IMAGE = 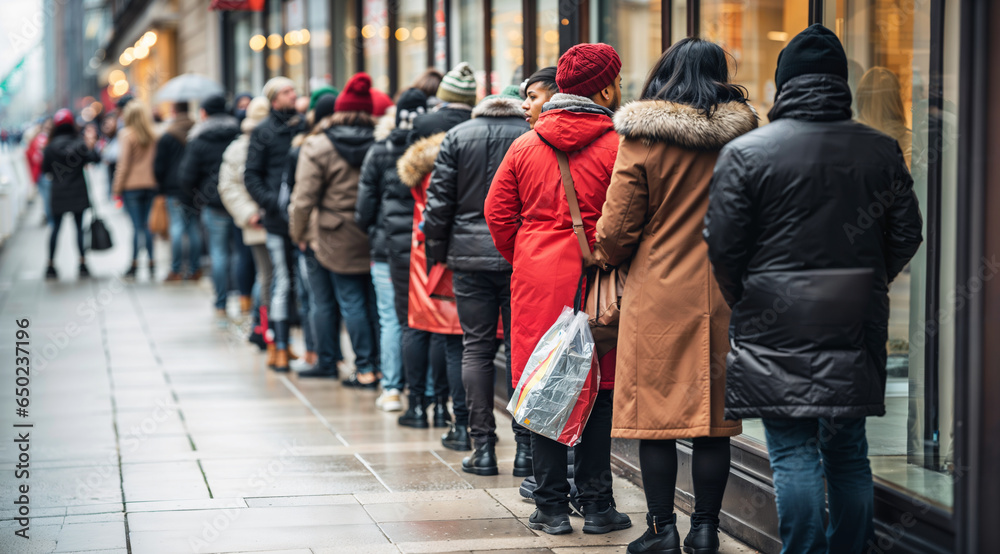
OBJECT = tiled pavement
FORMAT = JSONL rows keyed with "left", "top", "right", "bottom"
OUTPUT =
{"left": 0, "top": 179, "right": 757, "bottom": 553}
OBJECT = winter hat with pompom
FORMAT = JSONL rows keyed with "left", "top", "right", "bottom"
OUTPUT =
{"left": 335, "top": 73, "right": 374, "bottom": 114}
{"left": 437, "top": 62, "right": 478, "bottom": 105}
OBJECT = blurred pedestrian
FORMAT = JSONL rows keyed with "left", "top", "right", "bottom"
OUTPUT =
{"left": 154, "top": 101, "right": 201, "bottom": 282}
{"left": 422, "top": 85, "right": 530, "bottom": 462}
{"left": 26, "top": 118, "right": 54, "bottom": 226}
{"left": 290, "top": 73, "right": 380, "bottom": 383}
{"left": 41, "top": 109, "right": 100, "bottom": 279}
{"left": 704, "top": 24, "right": 923, "bottom": 554}
{"left": 233, "top": 93, "right": 253, "bottom": 122}
{"left": 112, "top": 100, "right": 159, "bottom": 279}
{"left": 356, "top": 87, "right": 428, "bottom": 410}
{"left": 219, "top": 97, "right": 273, "bottom": 350}
{"left": 394, "top": 61, "right": 478, "bottom": 430}
{"left": 99, "top": 114, "right": 119, "bottom": 199}
{"left": 179, "top": 94, "right": 241, "bottom": 325}
{"left": 245, "top": 76, "right": 305, "bottom": 372}
{"left": 485, "top": 42, "right": 630, "bottom": 535}
{"left": 594, "top": 38, "right": 756, "bottom": 553}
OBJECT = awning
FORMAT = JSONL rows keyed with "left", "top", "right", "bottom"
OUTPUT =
{"left": 209, "top": 0, "right": 264, "bottom": 11}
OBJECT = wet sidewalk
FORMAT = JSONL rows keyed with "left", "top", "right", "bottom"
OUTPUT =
{"left": 0, "top": 188, "right": 756, "bottom": 553}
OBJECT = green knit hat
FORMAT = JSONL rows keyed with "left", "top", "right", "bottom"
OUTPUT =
{"left": 309, "top": 86, "right": 339, "bottom": 110}
{"left": 437, "top": 62, "right": 478, "bottom": 105}
{"left": 482, "top": 85, "right": 522, "bottom": 103}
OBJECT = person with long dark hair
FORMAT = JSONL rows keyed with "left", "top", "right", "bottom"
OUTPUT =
{"left": 42, "top": 109, "right": 101, "bottom": 279}
{"left": 594, "top": 38, "right": 758, "bottom": 553}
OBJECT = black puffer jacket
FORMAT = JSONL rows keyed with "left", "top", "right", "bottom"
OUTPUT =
{"left": 179, "top": 114, "right": 241, "bottom": 212}
{"left": 423, "top": 96, "right": 528, "bottom": 271}
{"left": 409, "top": 104, "right": 472, "bottom": 144}
{"left": 42, "top": 128, "right": 100, "bottom": 216}
{"left": 356, "top": 127, "right": 412, "bottom": 263}
{"left": 704, "top": 74, "right": 923, "bottom": 420}
{"left": 245, "top": 109, "right": 304, "bottom": 235}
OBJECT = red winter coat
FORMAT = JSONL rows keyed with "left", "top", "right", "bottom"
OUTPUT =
{"left": 26, "top": 132, "right": 48, "bottom": 184}
{"left": 485, "top": 94, "right": 619, "bottom": 390}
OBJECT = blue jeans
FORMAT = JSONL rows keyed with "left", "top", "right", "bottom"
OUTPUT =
{"left": 303, "top": 249, "right": 343, "bottom": 370}
{"left": 235, "top": 231, "right": 254, "bottom": 296}
{"left": 202, "top": 207, "right": 235, "bottom": 310}
{"left": 265, "top": 233, "right": 292, "bottom": 325}
{"left": 166, "top": 196, "right": 201, "bottom": 275}
{"left": 122, "top": 189, "right": 156, "bottom": 261}
{"left": 37, "top": 175, "right": 54, "bottom": 226}
{"left": 763, "top": 417, "right": 874, "bottom": 554}
{"left": 372, "top": 262, "right": 403, "bottom": 390}
{"left": 330, "top": 271, "right": 379, "bottom": 374}
{"left": 295, "top": 250, "right": 316, "bottom": 352}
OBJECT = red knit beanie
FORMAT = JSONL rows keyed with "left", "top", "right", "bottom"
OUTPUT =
{"left": 556, "top": 43, "right": 622, "bottom": 98}
{"left": 371, "top": 88, "right": 393, "bottom": 117}
{"left": 335, "top": 73, "right": 374, "bottom": 114}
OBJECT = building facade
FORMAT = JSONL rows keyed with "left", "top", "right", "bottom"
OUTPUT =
{"left": 83, "top": 1, "right": 999, "bottom": 552}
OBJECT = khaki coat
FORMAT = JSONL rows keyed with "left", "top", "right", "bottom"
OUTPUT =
{"left": 595, "top": 100, "right": 757, "bottom": 440}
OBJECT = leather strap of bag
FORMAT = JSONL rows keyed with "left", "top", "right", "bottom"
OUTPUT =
{"left": 554, "top": 150, "right": 596, "bottom": 266}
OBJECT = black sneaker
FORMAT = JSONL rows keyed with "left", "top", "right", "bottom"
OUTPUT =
{"left": 296, "top": 367, "right": 338, "bottom": 378}
{"left": 583, "top": 505, "right": 632, "bottom": 534}
{"left": 45, "top": 265, "right": 58, "bottom": 280}
{"left": 519, "top": 476, "right": 536, "bottom": 500}
{"left": 527, "top": 509, "right": 572, "bottom": 535}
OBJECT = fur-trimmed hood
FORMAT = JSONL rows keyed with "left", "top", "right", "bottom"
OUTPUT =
{"left": 472, "top": 96, "right": 524, "bottom": 119}
{"left": 542, "top": 93, "right": 614, "bottom": 117}
{"left": 374, "top": 107, "right": 396, "bottom": 141}
{"left": 397, "top": 132, "right": 446, "bottom": 188}
{"left": 613, "top": 100, "right": 758, "bottom": 150}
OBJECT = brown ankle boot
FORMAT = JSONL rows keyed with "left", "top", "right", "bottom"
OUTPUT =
{"left": 239, "top": 296, "right": 253, "bottom": 314}
{"left": 266, "top": 343, "right": 277, "bottom": 367}
{"left": 287, "top": 349, "right": 299, "bottom": 361}
{"left": 273, "top": 349, "right": 290, "bottom": 372}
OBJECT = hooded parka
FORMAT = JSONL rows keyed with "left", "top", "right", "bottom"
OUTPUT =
{"left": 244, "top": 109, "right": 304, "bottom": 236}
{"left": 485, "top": 93, "right": 619, "bottom": 390}
{"left": 290, "top": 120, "right": 376, "bottom": 274}
{"left": 595, "top": 100, "right": 758, "bottom": 440}
{"left": 218, "top": 115, "right": 268, "bottom": 246}
{"left": 704, "top": 74, "right": 923, "bottom": 420}
{"left": 356, "top": 123, "right": 412, "bottom": 264}
{"left": 422, "top": 95, "right": 529, "bottom": 271}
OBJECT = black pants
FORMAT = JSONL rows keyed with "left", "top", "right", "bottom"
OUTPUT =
{"left": 50, "top": 211, "right": 86, "bottom": 261}
{"left": 453, "top": 270, "right": 530, "bottom": 446}
{"left": 438, "top": 333, "right": 466, "bottom": 423}
{"left": 639, "top": 436, "right": 731, "bottom": 527}
{"left": 532, "top": 389, "right": 614, "bottom": 515}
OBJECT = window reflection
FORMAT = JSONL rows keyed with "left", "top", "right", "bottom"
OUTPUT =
{"left": 492, "top": 0, "right": 524, "bottom": 93}
{"left": 396, "top": 0, "right": 428, "bottom": 93}
{"left": 450, "top": 0, "right": 485, "bottom": 98}
{"left": 593, "top": 0, "right": 663, "bottom": 102}
{"left": 364, "top": 0, "right": 389, "bottom": 92}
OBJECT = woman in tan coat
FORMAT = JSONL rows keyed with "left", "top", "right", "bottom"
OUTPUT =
{"left": 594, "top": 38, "right": 757, "bottom": 554}
{"left": 112, "top": 101, "right": 159, "bottom": 278}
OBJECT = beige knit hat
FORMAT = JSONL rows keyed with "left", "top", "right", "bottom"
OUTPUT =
{"left": 262, "top": 76, "right": 296, "bottom": 102}
{"left": 436, "top": 62, "right": 477, "bottom": 105}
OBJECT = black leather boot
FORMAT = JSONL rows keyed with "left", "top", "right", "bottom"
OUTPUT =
{"left": 441, "top": 423, "right": 471, "bottom": 451}
{"left": 397, "top": 395, "right": 429, "bottom": 428}
{"left": 433, "top": 395, "right": 451, "bottom": 428}
{"left": 461, "top": 441, "right": 498, "bottom": 475}
{"left": 513, "top": 442, "right": 533, "bottom": 477}
{"left": 683, "top": 522, "right": 720, "bottom": 554}
{"left": 627, "top": 513, "right": 680, "bottom": 554}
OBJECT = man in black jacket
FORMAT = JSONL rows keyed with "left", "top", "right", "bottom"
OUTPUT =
{"left": 422, "top": 86, "right": 531, "bottom": 473}
{"left": 179, "top": 94, "right": 241, "bottom": 323}
{"left": 245, "top": 77, "right": 304, "bottom": 371}
{"left": 154, "top": 102, "right": 200, "bottom": 281}
{"left": 704, "top": 25, "right": 923, "bottom": 554}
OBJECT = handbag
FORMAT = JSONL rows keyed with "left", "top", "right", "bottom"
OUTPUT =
{"left": 147, "top": 194, "right": 169, "bottom": 239}
{"left": 84, "top": 166, "right": 114, "bottom": 251}
{"left": 553, "top": 148, "right": 629, "bottom": 358}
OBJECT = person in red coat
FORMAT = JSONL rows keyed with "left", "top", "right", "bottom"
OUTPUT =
{"left": 485, "top": 43, "right": 630, "bottom": 537}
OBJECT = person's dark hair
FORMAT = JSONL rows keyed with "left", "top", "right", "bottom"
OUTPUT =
{"left": 640, "top": 37, "right": 747, "bottom": 115}
{"left": 174, "top": 101, "right": 189, "bottom": 114}
{"left": 410, "top": 68, "right": 444, "bottom": 98}
{"left": 525, "top": 66, "right": 558, "bottom": 95}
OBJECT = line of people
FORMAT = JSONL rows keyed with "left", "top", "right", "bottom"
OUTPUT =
{"left": 34, "top": 23, "right": 923, "bottom": 554}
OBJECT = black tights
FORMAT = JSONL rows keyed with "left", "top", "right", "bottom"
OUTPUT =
{"left": 49, "top": 212, "right": 86, "bottom": 262}
{"left": 639, "top": 436, "right": 731, "bottom": 527}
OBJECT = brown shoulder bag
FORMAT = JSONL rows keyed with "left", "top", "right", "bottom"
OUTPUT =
{"left": 553, "top": 148, "right": 629, "bottom": 358}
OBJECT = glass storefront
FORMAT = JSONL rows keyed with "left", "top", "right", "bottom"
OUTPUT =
{"left": 363, "top": 0, "right": 390, "bottom": 92}
{"left": 536, "top": 0, "right": 559, "bottom": 70}
{"left": 493, "top": 0, "right": 524, "bottom": 92}
{"left": 450, "top": 0, "right": 486, "bottom": 97}
{"left": 283, "top": 0, "right": 308, "bottom": 92}
{"left": 332, "top": 0, "right": 357, "bottom": 87}
{"left": 592, "top": 0, "right": 664, "bottom": 101}
{"left": 307, "top": 0, "right": 331, "bottom": 89}
{"left": 396, "top": 0, "right": 429, "bottom": 91}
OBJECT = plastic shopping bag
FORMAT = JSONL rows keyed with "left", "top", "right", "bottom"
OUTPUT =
{"left": 507, "top": 306, "right": 599, "bottom": 446}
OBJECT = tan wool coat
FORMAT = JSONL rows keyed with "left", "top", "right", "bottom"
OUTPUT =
{"left": 111, "top": 127, "right": 157, "bottom": 195}
{"left": 289, "top": 128, "right": 372, "bottom": 275}
{"left": 595, "top": 99, "right": 758, "bottom": 440}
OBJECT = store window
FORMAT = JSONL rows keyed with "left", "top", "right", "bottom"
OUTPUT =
{"left": 231, "top": 12, "right": 264, "bottom": 96}
{"left": 284, "top": 0, "right": 308, "bottom": 93}
{"left": 536, "top": 0, "right": 559, "bottom": 71}
{"left": 333, "top": 0, "right": 357, "bottom": 87}
{"left": 592, "top": 0, "right": 663, "bottom": 101}
{"left": 307, "top": 0, "right": 331, "bottom": 91}
{"left": 363, "top": 0, "right": 390, "bottom": 92}
{"left": 265, "top": 0, "right": 283, "bottom": 79}
{"left": 492, "top": 0, "right": 524, "bottom": 93}
{"left": 396, "top": 0, "right": 429, "bottom": 92}
{"left": 701, "top": 0, "right": 809, "bottom": 122}
{"left": 450, "top": 0, "right": 486, "bottom": 97}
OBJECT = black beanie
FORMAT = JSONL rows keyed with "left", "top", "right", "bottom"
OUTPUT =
{"left": 201, "top": 94, "right": 227, "bottom": 116}
{"left": 395, "top": 88, "right": 428, "bottom": 128}
{"left": 313, "top": 93, "right": 336, "bottom": 121}
{"left": 774, "top": 24, "right": 849, "bottom": 93}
